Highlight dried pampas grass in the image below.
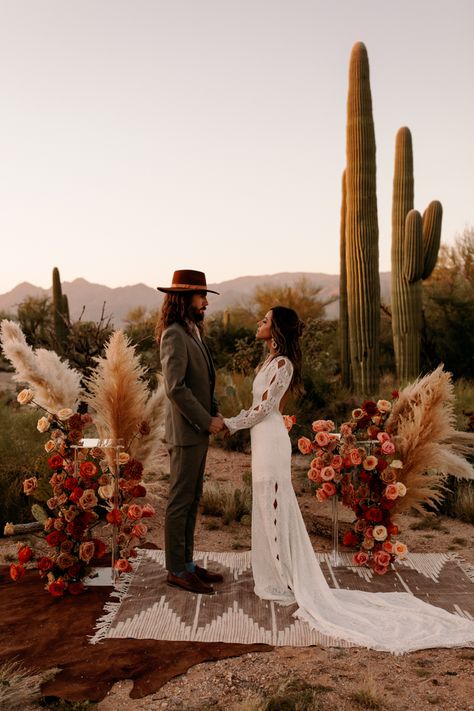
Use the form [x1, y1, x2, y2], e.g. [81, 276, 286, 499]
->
[386, 365, 474, 514]
[85, 331, 165, 472]
[0, 319, 81, 412]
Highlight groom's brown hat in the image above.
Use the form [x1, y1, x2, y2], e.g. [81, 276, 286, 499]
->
[157, 269, 219, 295]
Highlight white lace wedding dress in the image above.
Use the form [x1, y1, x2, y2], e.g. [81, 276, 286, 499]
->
[224, 356, 474, 653]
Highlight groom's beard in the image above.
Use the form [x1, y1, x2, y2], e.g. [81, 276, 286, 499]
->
[189, 306, 205, 323]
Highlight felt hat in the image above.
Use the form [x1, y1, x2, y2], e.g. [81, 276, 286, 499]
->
[157, 269, 219, 294]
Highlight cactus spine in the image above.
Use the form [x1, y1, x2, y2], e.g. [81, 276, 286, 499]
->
[344, 42, 380, 394]
[391, 127, 442, 381]
[52, 267, 69, 352]
[339, 170, 351, 388]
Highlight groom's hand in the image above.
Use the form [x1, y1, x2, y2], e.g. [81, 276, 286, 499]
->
[209, 416, 225, 434]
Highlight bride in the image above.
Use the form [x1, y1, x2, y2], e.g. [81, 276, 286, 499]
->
[223, 306, 474, 653]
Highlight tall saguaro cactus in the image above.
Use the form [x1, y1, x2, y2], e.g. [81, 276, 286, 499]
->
[52, 267, 69, 352]
[344, 42, 380, 394]
[391, 127, 443, 381]
[339, 170, 351, 388]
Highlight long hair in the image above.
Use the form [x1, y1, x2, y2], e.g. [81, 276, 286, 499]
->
[270, 306, 304, 392]
[155, 292, 203, 341]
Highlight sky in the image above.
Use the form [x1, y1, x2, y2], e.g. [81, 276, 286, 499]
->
[0, 0, 472, 292]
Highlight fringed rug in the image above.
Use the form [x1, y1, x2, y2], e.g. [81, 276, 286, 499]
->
[91, 550, 474, 647]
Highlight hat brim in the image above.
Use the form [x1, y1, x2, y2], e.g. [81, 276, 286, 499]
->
[157, 286, 220, 295]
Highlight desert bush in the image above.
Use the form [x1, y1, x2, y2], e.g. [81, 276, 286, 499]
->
[0, 397, 48, 528]
[0, 659, 58, 710]
[201, 480, 251, 524]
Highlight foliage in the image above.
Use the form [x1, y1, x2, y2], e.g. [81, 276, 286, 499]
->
[123, 306, 161, 388]
[201, 480, 251, 524]
[422, 228, 474, 378]
[0, 396, 48, 527]
[17, 296, 54, 348]
[0, 659, 58, 711]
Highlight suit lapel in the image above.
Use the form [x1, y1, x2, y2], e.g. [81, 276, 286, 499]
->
[189, 330, 214, 378]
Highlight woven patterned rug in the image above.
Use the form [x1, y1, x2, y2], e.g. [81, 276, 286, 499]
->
[91, 550, 474, 647]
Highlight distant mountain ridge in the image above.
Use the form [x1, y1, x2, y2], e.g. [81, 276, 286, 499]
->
[0, 273, 392, 325]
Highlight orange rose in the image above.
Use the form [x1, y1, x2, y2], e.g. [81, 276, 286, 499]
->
[384, 484, 399, 500]
[23, 477, 38, 495]
[10, 563, 25, 581]
[79, 541, 95, 562]
[114, 558, 133, 573]
[297, 437, 313, 455]
[127, 504, 143, 520]
[314, 431, 331, 447]
[79, 489, 98, 510]
[80, 461, 98, 479]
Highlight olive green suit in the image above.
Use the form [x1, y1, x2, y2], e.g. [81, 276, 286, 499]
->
[160, 322, 218, 572]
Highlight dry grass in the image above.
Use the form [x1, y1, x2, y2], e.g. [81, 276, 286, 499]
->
[350, 672, 384, 709]
[201, 480, 251, 524]
[235, 678, 327, 711]
[0, 659, 58, 710]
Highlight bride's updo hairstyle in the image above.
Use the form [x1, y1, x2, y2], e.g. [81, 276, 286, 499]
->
[270, 306, 304, 392]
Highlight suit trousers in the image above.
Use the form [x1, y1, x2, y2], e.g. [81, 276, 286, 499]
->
[164, 440, 209, 573]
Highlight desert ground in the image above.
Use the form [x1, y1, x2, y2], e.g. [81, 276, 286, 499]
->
[3, 442, 473, 711]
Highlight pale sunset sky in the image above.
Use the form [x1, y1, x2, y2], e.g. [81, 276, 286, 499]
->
[0, 0, 472, 292]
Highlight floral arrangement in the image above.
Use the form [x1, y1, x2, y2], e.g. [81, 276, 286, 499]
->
[1, 320, 165, 596]
[297, 396, 409, 575]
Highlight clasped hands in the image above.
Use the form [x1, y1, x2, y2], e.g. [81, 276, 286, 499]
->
[209, 415, 229, 436]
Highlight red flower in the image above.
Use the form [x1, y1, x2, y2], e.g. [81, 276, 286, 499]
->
[9, 563, 25, 581]
[37, 556, 54, 572]
[68, 414, 83, 429]
[376, 458, 389, 472]
[80, 461, 98, 479]
[362, 400, 378, 415]
[364, 507, 383, 523]
[46, 531, 65, 547]
[66, 520, 86, 539]
[342, 531, 359, 548]
[92, 538, 107, 558]
[391, 390, 399, 399]
[18, 546, 33, 564]
[48, 454, 64, 470]
[106, 508, 123, 525]
[48, 579, 66, 597]
[129, 484, 146, 498]
[387, 523, 399, 536]
[64, 476, 79, 490]
[67, 563, 82, 578]
[359, 471, 371, 482]
[68, 582, 85, 595]
[69, 486, 84, 503]
[123, 459, 144, 480]
[381, 498, 396, 510]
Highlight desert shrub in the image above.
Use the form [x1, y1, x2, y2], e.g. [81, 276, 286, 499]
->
[201, 480, 251, 524]
[0, 397, 48, 528]
[0, 660, 58, 710]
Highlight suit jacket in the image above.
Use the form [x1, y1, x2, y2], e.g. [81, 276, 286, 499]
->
[160, 322, 219, 446]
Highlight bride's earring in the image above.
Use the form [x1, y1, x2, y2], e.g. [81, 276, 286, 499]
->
[271, 338, 278, 352]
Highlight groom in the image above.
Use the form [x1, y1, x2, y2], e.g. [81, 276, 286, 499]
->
[158, 269, 225, 594]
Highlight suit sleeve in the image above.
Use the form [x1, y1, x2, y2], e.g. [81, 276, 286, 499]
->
[160, 328, 213, 433]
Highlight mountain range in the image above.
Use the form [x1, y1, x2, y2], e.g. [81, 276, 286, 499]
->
[0, 273, 391, 325]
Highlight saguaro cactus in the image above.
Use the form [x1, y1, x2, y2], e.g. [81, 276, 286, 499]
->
[344, 42, 380, 394]
[339, 170, 351, 388]
[52, 267, 69, 352]
[391, 127, 442, 381]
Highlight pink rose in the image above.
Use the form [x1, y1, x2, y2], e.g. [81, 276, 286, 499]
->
[384, 484, 399, 500]
[340, 423, 353, 437]
[141, 504, 155, 518]
[316, 489, 328, 502]
[373, 550, 391, 567]
[23, 477, 38, 495]
[353, 551, 369, 566]
[127, 504, 143, 520]
[79, 489, 98, 510]
[349, 449, 362, 466]
[320, 466, 335, 481]
[377, 432, 390, 444]
[374, 563, 389, 575]
[363, 455, 378, 471]
[312, 419, 335, 432]
[321, 482, 336, 497]
[131, 522, 147, 538]
[381, 440, 396, 455]
[314, 431, 331, 447]
[376, 399, 392, 413]
[297, 437, 313, 455]
[307, 468, 321, 483]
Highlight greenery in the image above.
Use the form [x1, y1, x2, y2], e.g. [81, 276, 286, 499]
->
[201, 480, 252, 524]
[0, 395, 49, 528]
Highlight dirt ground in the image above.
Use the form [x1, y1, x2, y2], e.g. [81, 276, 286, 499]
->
[2, 443, 474, 711]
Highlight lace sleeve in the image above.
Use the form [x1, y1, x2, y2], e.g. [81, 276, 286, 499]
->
[224, 358, 293, 434]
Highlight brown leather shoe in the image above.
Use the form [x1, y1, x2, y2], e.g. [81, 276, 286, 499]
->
[194, 564, 224, 584]
[166, 571, 214, 595]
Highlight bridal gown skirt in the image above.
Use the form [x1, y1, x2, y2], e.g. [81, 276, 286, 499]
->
[249, 412, 474, 654]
